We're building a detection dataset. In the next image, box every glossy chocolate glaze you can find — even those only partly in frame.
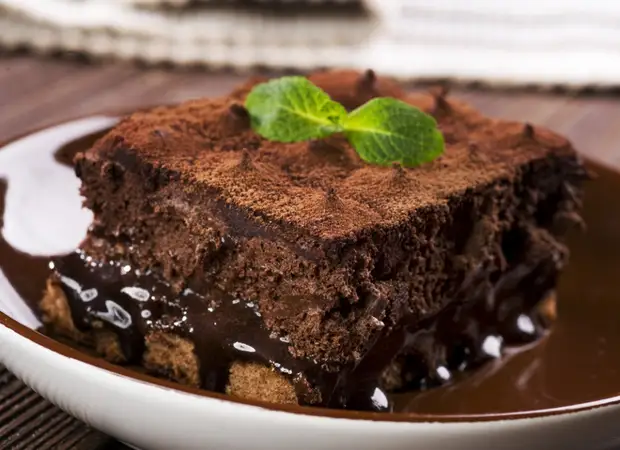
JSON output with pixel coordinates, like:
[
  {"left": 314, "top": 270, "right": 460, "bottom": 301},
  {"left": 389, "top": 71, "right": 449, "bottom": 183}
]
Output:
[
  {"left": 1, "top": 121, "right": 619, "bottom": 416},
  {"left": 51, "top": 250, "right": 324, "bottom": 400}
]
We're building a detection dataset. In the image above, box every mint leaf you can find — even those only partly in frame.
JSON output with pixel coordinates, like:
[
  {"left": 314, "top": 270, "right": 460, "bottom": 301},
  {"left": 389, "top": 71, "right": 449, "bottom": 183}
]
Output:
[
  {"left": 343, "top": 98, "right": 444, "bottom": 167},
  {"left": 245, "top": 76, "right": 347, "bottom": 142},
  {"left": 245, "top": 75, "right": 445, "bottom": 168}
]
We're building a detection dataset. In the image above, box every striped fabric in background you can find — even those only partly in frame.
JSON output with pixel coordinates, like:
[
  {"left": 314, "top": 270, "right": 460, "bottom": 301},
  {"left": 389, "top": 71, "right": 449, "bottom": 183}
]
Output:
[{"left": 1, "top": 0, "right": 620, "bottom": 88}]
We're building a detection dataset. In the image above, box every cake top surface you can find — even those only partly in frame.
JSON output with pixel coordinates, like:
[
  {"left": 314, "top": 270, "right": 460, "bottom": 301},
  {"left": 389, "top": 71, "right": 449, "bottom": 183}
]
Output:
[{"left": 87, "top": 70, "right": 573, "bottom": 240}]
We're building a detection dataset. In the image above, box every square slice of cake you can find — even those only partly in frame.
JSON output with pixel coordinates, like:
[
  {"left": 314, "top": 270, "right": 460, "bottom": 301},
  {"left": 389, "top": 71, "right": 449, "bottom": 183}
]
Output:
[{"left": 40, "top": 70, "right": 587, "bottom": 410}]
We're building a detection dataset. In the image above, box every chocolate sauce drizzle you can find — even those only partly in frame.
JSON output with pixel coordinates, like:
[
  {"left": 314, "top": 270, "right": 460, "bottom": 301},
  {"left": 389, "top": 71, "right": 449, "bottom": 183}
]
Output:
[
  {"left": 1, "top": 121, "right": 620, "bottom": 416},
  {"left": 52, "top": 250, "right": 321, "bottom": 397}
]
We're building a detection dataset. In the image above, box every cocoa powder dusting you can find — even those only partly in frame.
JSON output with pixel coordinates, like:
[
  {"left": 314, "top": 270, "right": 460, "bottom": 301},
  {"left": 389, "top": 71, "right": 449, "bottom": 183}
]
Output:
[{"left": 81, "top": 70, "right": 575, "bottom": 241}]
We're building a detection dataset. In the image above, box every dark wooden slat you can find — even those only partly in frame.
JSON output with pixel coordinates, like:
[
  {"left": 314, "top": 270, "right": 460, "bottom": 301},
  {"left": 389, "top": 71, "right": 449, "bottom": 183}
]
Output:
[
  {"left": 0, "top": 378, "right": 25, "bottom": 402},
  {"left": 540, "top": 98, "right": 619, "bottom": 164},
  {"left": 0, "top": 396, "right": 60, "bottom": 448},
  {"left": 458, "top": 90, "right": 620, "bottom": 168},
  {"left": 0, "top": 394, "right": 55, "bottom": 438},
  {"left": 457, "top": 90, "right": 571, "bottom": 124},
  {"left": 13, "top": 413, "right": 75, "bottom": 450},
  {"left": 0, "top": 57, "right": 42, "bottom": 88},
  {"left": 55, "top": 428, "right": 97, "bottom": 450},
  {"left": 61, "top": 428, "right": 120, "bottom": 450},
  {"left": 30, "top": 420, "right": 86, "bottom": 450},
  {"left": 0, "top": 64, "right": 138, "bottom": 136},
  {"left": 3, "top": 404, "right": 71, "bottom": 449},
  {"left": 0, "top": 366, "right": 124, "bottom": 449},
  {"left": 0, "top": 387, "right": 41, "bottom": 424},
  {"left": 0, "top": 58, "right": 79, "bottom": 108},
  {"left": 63, "top": 69, "right": 183, "bottom": 118},
  {"left": 62, "top": 70, "right": 246, "bottom": 120}
]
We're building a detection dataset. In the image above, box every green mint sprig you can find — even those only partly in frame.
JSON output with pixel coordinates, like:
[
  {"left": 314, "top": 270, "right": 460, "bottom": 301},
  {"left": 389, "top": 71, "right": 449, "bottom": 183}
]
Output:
[{"left": 244, "top": 76, "right": 444, "bottom": 168}]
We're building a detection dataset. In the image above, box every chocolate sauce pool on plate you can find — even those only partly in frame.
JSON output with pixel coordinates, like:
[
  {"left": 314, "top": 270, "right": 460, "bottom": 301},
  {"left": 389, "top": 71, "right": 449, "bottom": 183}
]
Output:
[
  {"left": 392, "top": 160, "right": 620, "bottom": 415},
  {"left": 0, "top": 119, "right": 619, "bottom": 416}
]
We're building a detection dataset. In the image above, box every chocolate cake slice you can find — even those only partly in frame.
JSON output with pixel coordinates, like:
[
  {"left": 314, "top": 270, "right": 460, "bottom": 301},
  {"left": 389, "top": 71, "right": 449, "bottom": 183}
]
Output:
[{"left": 40, "top": 70, "right": 587, "bottom": 411}]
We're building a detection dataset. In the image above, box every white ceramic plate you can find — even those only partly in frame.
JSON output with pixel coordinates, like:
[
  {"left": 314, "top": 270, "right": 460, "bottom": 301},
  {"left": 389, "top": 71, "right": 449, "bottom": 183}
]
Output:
[{"left": 1, "top": 117, "right": 620, "bottom": 450}]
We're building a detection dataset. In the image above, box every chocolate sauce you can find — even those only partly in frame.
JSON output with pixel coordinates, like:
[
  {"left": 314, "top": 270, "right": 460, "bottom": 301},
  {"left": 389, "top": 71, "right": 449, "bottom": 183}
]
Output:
[
  {"left": 52, "top": 250, "right": 321, "bottom": 398},
  {"left": 54, "top": 128, "right": 110, "bottom": 167},
  {"left": 391, "top": 160, "right": 620, "bottom": 415},
  {"left": 337, "top": 260, "right": 555, "bottom": 411},
  {"left": 1, "top": 120, "right": 620, "bottom": 416}
]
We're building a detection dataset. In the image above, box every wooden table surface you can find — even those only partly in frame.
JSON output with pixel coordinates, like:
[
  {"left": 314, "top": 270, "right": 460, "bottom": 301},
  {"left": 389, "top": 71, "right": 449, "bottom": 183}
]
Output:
[
  {"left": 0, "top": 54, "right": 619, "bottom": 449},
  {"left": 2, "top": 55, "right": 620, "bottom": 168}
]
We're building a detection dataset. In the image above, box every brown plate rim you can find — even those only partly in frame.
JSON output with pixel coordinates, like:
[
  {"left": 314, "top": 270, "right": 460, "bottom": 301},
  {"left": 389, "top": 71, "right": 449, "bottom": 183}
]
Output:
[{"left": 1, "top": 113, "right": 620, "bottom": 424}]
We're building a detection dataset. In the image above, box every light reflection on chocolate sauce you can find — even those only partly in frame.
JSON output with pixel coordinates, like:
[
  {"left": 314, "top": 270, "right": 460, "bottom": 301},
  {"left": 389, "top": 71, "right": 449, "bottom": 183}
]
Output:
[
  {"left": 0, "top": 122, "right": 619, "bottom": 416},
  {"left": 51, "top": 249, "right": 327, "bottom": 404}
]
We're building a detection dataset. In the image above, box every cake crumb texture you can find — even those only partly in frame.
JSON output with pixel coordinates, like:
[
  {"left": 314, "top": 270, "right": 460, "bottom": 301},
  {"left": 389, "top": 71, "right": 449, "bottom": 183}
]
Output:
[
  {"left": 227, "top": 362, "right": 298, "bottom": 405},
  {"left": 40, "top": 279, "right": 89, "bottom": 344},
  {"left": 40, "top": 281, "right": 299, "bottom": 405},
  {"left": 144, "top": 332, "right": 201, "bottom": 387}
]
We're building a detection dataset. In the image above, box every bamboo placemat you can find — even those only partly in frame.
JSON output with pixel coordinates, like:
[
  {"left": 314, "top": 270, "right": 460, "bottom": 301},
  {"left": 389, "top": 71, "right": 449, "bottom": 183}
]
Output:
[{"left": 0, "top": 365, "right": 126, "bottom": 449}]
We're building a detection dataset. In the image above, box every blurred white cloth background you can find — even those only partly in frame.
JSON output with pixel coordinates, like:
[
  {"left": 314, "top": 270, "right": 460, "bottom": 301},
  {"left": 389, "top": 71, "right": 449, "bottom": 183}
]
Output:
[
  {"left": 1, "top": 0, "right": 620, "bottom": 87},
  {"left": 0, "top": 0, "right": 373, "bottom": 69},
  {"left": 364, "top": 0, "right": 620, "bottom": 87}
]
